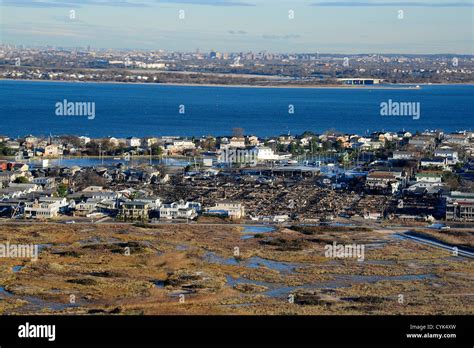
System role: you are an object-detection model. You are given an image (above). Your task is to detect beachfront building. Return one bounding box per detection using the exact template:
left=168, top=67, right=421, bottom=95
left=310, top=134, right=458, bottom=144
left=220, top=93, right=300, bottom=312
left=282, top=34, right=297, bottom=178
left=229, top=137, right=246, bottom=148
left=43, top=144, right=62, bottom=157
left=165, top=139, right=196, bottom=154
left=204, top=201, right=245, bottom=220
left=159, top=201, right=200, bottom=220
left=446, top=192, right=474, bottom=221
left=24, top=197, right=68, bottom=219
left=119, top=201, right=150, bottom=221
left=254, top=146, right=280, bottom=161
left=127, top=137, right=142, bottom=148
left=74, top=198, right=103, bottom=216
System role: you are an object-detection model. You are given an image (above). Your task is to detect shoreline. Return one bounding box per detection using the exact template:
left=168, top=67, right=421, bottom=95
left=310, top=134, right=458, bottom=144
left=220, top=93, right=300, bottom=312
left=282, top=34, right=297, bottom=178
left=0, top=155, right=188, bottom=161
left=2, top=78, right=474, bottom=89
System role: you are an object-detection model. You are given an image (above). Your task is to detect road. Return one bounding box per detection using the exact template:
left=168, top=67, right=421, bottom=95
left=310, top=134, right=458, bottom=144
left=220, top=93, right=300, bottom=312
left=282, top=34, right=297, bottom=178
left=396, top=231, right=474, bottom=259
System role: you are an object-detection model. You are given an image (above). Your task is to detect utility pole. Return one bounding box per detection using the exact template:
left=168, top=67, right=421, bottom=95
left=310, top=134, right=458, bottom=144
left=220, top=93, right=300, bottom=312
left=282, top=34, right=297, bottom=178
left=99, top=143, right=102, bottom=164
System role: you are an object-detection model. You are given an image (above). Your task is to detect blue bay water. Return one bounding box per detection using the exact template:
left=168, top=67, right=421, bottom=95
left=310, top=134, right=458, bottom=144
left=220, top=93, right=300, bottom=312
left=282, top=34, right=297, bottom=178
left=0, top=80, right=472, bottom=137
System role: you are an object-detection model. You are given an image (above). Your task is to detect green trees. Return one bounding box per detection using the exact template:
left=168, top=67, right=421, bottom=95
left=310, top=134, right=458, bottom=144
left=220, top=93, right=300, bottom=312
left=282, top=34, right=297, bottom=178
left=150, top=144, right=163, bottom=157
left=14, top=176, right=30, bottom=184
left=57, top=183, right=69, bottom=197
left=0, top=143, right=16, bottom=156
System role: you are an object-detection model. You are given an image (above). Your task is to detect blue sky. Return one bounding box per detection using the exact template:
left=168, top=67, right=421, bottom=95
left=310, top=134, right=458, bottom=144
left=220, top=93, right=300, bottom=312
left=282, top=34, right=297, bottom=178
left=1, top=0, right=473, bottom=53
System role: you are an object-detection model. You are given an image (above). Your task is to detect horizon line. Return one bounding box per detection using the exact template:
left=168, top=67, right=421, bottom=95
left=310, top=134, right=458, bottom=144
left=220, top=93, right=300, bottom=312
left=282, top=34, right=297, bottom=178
left=2, top=44, right=473, bottom=57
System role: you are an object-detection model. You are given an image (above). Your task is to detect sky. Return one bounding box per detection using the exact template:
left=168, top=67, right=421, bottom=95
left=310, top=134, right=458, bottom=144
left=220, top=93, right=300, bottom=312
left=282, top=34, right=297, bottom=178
left=1, top=0, right=473, bottom=54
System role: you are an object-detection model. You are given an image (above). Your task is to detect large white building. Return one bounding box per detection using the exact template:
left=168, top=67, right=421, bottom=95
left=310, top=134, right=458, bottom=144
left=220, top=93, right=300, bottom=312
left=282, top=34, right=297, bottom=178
left=420, top=158, right=448, bottom=169
left=127, top=137, right=142, bottom=147
left=205, top=201, right=245, bottom=220
left=165, top=140, right=196, bottom=153
left=392, top=151, right=418, bottom=160
left=433, top=149, right=459, bottom=165
left=24, top=197, right=68, bottom=219
left=159, top=201, right=200, bottom=220
left=415, top=172, right=443, bottom=183
left=254, top=146, right=280, bottom=161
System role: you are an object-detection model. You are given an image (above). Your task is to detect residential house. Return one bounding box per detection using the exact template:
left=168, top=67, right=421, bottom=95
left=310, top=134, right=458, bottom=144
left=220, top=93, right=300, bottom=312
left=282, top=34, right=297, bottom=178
left=433, top=149, right=459, bottom=165
left=415, top=172, right=443, bottom=184
left=119, top=201, right=150, bottom=221
left=366, top=171, right=404, bottom=194
left=408, top=137, right=435, bottom=151
left=79, top=136, right=91, bottom=145
left=165, top=139, right=196, bottom=154
left=420, top=158, right=448, bottom=169
left=247, top=136, right=260, bottom=146
left=24, top=197, right=68, bottom=219
left=32, top=177, right=56, bottom=188
left=229, top=137, right=246, bottom=148
left=74, top=198, right=103, bottom=216
left=44, top=144, right=61, bottom=157
left=444, top=133, right=469, bottom=146
left=159, top=201, right=200, bottom=220
left=254, top=146, right=280, bottom=161
left=127, top=137, right=142, bottom=148
left=446, top=192, right=474, bottom=221
left=392, top=151, right=419, bottom=160
left=205, top=201, right=245, bottom=220
left=8, top=162, right=29, bottom=172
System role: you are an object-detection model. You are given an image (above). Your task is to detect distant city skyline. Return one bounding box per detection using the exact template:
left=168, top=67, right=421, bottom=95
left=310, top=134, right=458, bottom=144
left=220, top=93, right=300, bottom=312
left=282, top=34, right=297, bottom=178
left=2, top=0, right=473, bottom=54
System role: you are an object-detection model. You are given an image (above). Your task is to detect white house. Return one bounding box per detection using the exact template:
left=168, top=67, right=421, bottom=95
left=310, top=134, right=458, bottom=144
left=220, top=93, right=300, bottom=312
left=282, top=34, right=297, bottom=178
left=415, top=172, right=442, bottom=183
left=165, top=140, right=196, bottom=153
left=159, top=201, right=200, bottom=220
left=444, top=134, right=469, bottom=146
left=127, top=137, right=142, bottom=147
left=32, top=177, right=55, bottom=187
left=205, top=201, right=245, bottom=220
left=43, top=144, right=62, bottom=157
left=138, top=197, right=162, bottom=210
left=79, top=136, right=91, bottom=145
left=229, top=137, right=246, bottom=148
left=74, top=198, right=103, bottom=215
left=24, top=197, right=68, bottom=219
left=108, top=137, right=120, bottom=147
left=433, top=149, right=459, bottom=165
left=9, top=183, right=40, bottom=192
left=366, top=171, right=405, bottom=193
left=254, top=146, right=280, bottom=161
left=392, top=151, right=418, bottom=160
left=0, top=187, right=30, bottom=200
left=420, top=158, right=448, bottom=169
